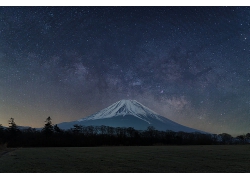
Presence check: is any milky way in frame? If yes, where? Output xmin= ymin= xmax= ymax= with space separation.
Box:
xmin=0 ymin=6 xmax=250 ymax=135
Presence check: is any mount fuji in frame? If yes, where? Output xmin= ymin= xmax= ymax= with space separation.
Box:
xmin=57 ymin=99 xmax=205 ymax=133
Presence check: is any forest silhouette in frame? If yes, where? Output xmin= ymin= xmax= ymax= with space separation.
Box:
xmin=0 ymin=117 xmax=249 ymax=147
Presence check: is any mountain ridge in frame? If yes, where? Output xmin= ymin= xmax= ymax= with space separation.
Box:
xmin=57 ymin=99 xmax=207 ymax=133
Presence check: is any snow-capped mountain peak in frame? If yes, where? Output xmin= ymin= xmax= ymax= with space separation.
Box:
xmin=57 ymin=99 xmax=206 ymax=133
xmin=78 ymin=99 xmax=163 ymax=123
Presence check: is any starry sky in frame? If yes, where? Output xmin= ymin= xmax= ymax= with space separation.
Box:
xmin=0 ymin=6 xmax=250 ymax=135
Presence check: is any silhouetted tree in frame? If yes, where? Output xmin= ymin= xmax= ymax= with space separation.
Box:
xmin=146 ymin=126 xmax=156 ymax=139
xmin=218 ymin=133 xmax=233 ymax=144
xmin=0 ymin=124 xmax=4 ymax=142
xmin=0 ymin=124 xmax=3 ymax=132
xmin=42 ymin=116 xmax=54 ymax=136
xmin=236 ymin=135 xmax=247 ymax=144
xmin=8 ymin=117 xmax=19 ymax=136
xmin=72 ymin=124 xmax=82 ymax=134
xmin=85 ymin=126 xmax=96 ymax=136
xmin=54 ymin=124 xmax=62 ymax=133
xmin=126 ymin=127 xmax=136 ymax=138
xmin=245 ymin=133 xmax=250 ymax=144
xmin=5 ymin=118 xmax=21 ymax=147
xmin=107 ymin=126 xmax=115 ymax=136
xmin=99 ymin=125 xmax=107 ymax=135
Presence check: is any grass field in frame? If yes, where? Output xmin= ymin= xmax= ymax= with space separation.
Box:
xmin=1 ymin=145 xmax=250 ymax=173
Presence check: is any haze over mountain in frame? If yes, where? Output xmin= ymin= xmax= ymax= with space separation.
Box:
xmin=57 ymin=100 xmax=206 ymax=133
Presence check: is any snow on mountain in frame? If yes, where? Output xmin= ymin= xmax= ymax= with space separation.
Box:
xmin=57 ymin=99 xmax=207 ymax=133
xmin=78 ymin=99 xmax=163 ymax=124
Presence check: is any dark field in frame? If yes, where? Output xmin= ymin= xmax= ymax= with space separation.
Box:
xmin=1 ymin=145 xmax=250 ymax=173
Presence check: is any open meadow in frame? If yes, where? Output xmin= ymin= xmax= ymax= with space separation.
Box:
xmin=1 ymin=145 xmax=250 ymax=173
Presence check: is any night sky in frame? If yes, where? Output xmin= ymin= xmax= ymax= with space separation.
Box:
xmin=0 ymin=6 xmax=250 ymax=135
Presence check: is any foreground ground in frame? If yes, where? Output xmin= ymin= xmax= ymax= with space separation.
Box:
xmin=0 ymin=145 xmax=250 ymax=173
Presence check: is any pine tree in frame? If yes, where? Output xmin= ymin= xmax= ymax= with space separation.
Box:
xmin=0 ymin=124 xmax=3 ymax=131
xmin=0 ymin=124 xmax=4 ymax=137
xmin=8 ymin=117 xmax=19 ymax=136
xmin=42 ymin=116 xmax=54 ymax=136
xmin=54 ymin=124 xmax=62 ymax=133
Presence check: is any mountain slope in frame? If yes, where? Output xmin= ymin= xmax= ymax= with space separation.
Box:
xmin=57 ymin=99 xmax=206 ymax=133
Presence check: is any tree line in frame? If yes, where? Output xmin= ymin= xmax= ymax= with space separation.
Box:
xmin=0 ymin=117 xmax=249 ymax=147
